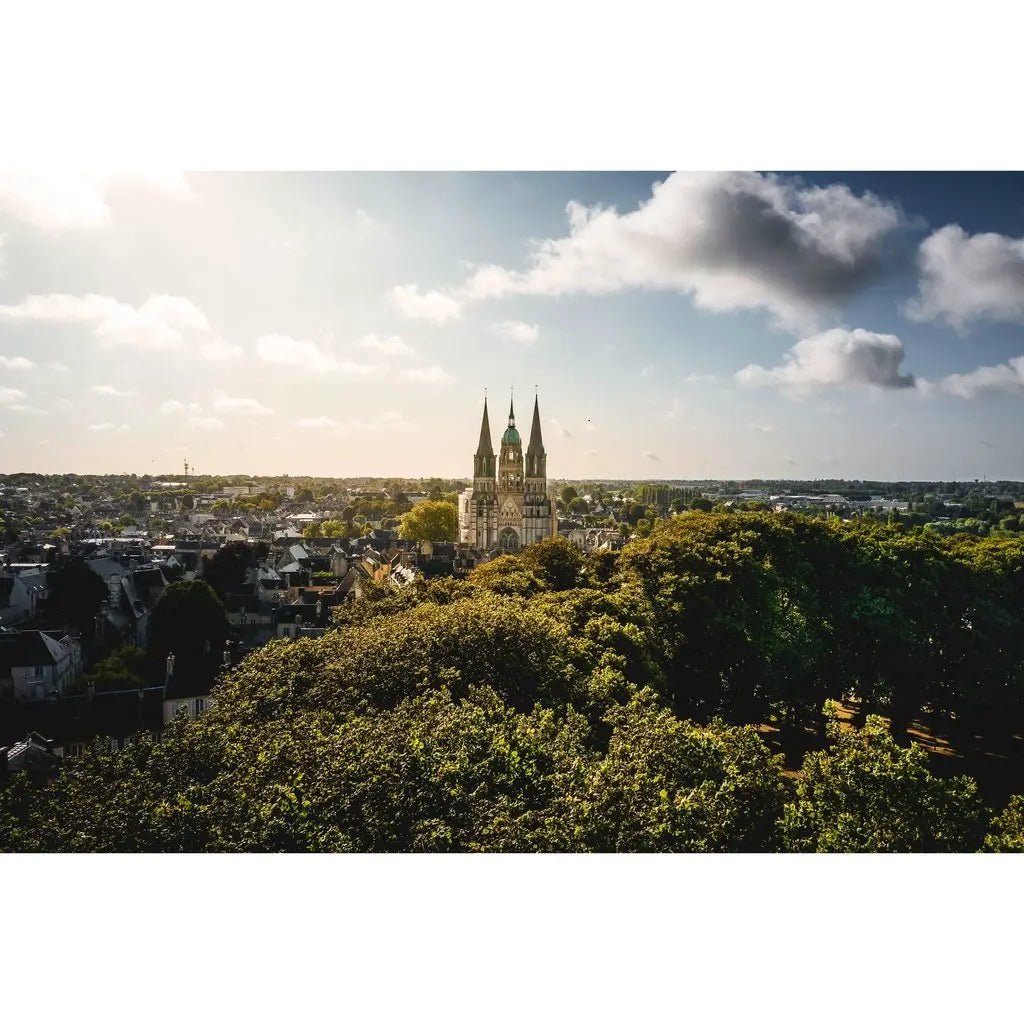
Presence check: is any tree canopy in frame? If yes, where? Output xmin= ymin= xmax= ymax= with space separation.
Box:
xmin=3 ymin=511 xmax=1023 ymax=852
xmin=398 ymin=500 xmax=458 ymax=542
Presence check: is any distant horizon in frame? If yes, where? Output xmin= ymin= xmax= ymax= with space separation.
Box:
xmin=3 ymin=470 xmax=1023 ymax=487
xmin=3 ymin=172 xmax=1024 ymax=477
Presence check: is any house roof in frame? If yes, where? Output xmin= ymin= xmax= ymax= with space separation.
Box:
xmin=0 ymin=629 xmax=67 ymax=671
xmin=0 ymin=691 xmax=165 ymax=746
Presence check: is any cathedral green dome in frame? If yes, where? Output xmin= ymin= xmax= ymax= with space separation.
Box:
xmin=502 ymin=424 xmax=521 ymax=445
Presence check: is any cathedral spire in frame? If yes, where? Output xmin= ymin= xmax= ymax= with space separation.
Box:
xmin=527 ymin=394 xmax=544 ymax=455
xmin=508 ymin=391 xmax=516 ymax=426
xmin=476 ymin=396 xmax=494 ymax=458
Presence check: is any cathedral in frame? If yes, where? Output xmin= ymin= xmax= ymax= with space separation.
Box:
xmin=459 ymin=394 xmax=558 ymax=552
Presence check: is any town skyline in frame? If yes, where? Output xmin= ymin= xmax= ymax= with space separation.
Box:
xmin=2 ymin=172 xmax=1024 ymax=479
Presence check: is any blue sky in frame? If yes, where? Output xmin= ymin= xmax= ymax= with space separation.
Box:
xmin=1 ymin=170 xmax=1023 ymax=479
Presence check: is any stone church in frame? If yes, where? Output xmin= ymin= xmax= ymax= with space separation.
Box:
xmin=459 ymin=394 xmax=558 ymax=552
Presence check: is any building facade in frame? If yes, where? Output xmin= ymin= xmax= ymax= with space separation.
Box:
xmin=459 ymin=395 xmax=558 ymax=552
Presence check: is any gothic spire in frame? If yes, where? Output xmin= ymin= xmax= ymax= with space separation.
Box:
xmin=527 ymin=394 xmax=544 ymax=454
xmin=476 ymin=396 xmax=494 ymax=457
xmin=508 ymin=392 xmax=516 ymax=426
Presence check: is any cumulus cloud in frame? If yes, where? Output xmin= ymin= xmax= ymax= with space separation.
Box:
xmin=91 ymin=384 xmax=137 ymax=397
xmin=939 ymin=355 xmax=1024 ymax=398
xmin=10 ymin=404 xmax=48 ymax=415
xmin=198 ymin=337 xmax=244 ymax=361
xmin=410 ymin=172 xmax=904 ymax=331
xmin=390 ymin=284 xmax=463 ymax=323
xmin=0 ymin=355 xmax=34 ymax=370
xmin=0 ymin=171 xmax=192 ymax=233
xmin=356 ymin=333 xmax=414 ymax=356
xmin=0 ymin=387 xmax=27 ymax=404
xmin=0 ymin=293 xmax=211 ymax=351
xmin=212 ymin=393 xmax=273 ymax=416
xmin=905 ymin=225 xmax=1024 ymax=328
xmin=256 ymin=333 xmax=383 ymax=376
xmin=402 ymin=365 xmax=453 ymax=384
xmin=88 ymin=422 xmax=129 ymax=433
xmin=159 ymin=400 xmax=202 ymax=415
xmin=490 ymin=320 xmax=539 ymax=345
xmin=736 ymin=328 xmax=915 ymax=393
xmin=297 ymin=411 xmax=414 ymax=433
xmin=297 ymin=416 xmax=339 ymax=428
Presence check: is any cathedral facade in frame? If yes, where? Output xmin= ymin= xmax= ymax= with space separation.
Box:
xmin=459 ymin=395 xmax=558 ymax=552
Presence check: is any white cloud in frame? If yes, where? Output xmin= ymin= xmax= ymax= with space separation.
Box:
xmin=0 ymin=387 xmax=27 ymax=404
xmin=198 ymin=337 xmax=244 ymax=361
xmin=355 ymin=208 xmax=380 ymax=231
xmin=684 ymin=372 xmax=716 ymax=384
xmin=436 ymin=172 xmax=904 ymax=331
xmin=939 ymin=355 xmax=1024 ymax=398
xmin=297 ymin=416 xmax=339 ymax=428
xmin=213 ymin=393 xmax=273 ymax=416
xmin=0 ymin=171 xmax=192 ymax=233
xmin=10 ymin=405 xmax=48 ymax=415
xmin=490 ymin=320 xmax=539 ymax=345
xmin=402 ymin=365 xmax=453 ymax=384
xmin=390 ymin=284 xmax=463 ymax=323
xmin=186 ymin=417 xmax=224 ymax=431
xmin=0 ymin=355 xmax=34 ymax=370
xmin=736 ymin=328 xmax=915 ymax=393
xmin=356 ymin=333 xmax=414 ymax=356
xmin=749 ymin=422 xmax=776 ymax=433
xmin=664 ymin=397 xmax=683 ymax=421
xmin=46 ymin=360 xmax=69 ymax=371
xmin=550 ymin=417 xmax=572 ymax=439
xmin=298 ymin=411 xmax=414 ymax=433
xmin=88 ymin=422 xmax=129 ymax=433
xmin=256 ymin=333 xmax=383 ymax=376
xmin=158 ymin=400 xmax=201 ymax=416
xmin=91 ymin=384 xmax=137 ymax=397
xmin=0 ymin=293 xmax=210 ymax=351
xmin=905 ymin=224 xmax=1024 ymax=328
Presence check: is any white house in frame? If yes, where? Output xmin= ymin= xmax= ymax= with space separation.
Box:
xmin=0 ymin=630 xmax=84 ymax=702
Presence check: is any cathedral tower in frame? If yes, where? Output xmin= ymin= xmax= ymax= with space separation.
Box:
xmin=498 ymin=397 xmax=524 ymax=492
xmin=525 ymin=394 xmax=546 ymax=491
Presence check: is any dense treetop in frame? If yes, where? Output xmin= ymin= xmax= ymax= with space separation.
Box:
xmin=3 ymin=514 xmax=1022 ymax=852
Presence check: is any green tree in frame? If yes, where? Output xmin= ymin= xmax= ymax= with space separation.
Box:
xmin=548 ymin=693 xmax=786 ymax=852
xmin=983 ymin=795 xmax=1024 ymax=852
xmin=780 ymin=703 xmax=985 ymax=852
xmin=201 ymin=541 xmax=252 ymax=601
xmin=520 ymin=536 xmax=584 ymax=591
xmin=398 ymin=500 xmax=458 ymax=542
xmin=48 ymin=558 xmax=109 ymax=635
xmin=147 ymin=580 xmax=228 ymax=683
xmin=559 ymin=485 xmax=578 ymax=505
xmin=79 ymin=645 xmax=148 ymax=694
